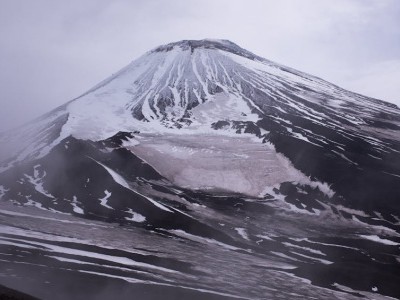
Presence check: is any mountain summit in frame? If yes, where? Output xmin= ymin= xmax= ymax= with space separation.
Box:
xmin=151 ymin=38 xmax=261 ymax=58
xmin=1 ymin=40 xmax=400 ymax=299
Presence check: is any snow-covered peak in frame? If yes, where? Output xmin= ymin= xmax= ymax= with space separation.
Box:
xmin=150 ymin=39 xmax=258 ymax=59
xmin=1 ymin=39 xmax=400 ymax=165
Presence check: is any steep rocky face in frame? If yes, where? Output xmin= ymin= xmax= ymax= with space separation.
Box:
xmin=0 ymin=39 xmax=400 ymax=299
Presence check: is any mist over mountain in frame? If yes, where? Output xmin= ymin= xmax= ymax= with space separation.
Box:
xmin=0 ymin=39 xmax=399 ymax=300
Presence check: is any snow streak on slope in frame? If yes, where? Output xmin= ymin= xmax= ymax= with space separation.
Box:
xmin=90 ymin=157 xmax=173 ymax=212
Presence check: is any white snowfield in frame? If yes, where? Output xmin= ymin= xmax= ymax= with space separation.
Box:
xmin=128 ymin=132 xmax=333 ymax=197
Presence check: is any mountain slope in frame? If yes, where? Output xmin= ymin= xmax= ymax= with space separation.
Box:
xmin=0 ymin=39 xmax=400 ymax=299
xmin=1 ymin=39 xmax=400 ymax=215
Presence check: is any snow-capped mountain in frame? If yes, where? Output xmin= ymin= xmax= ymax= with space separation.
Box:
xmin=0 ymin=39 xmax=400 ymax=300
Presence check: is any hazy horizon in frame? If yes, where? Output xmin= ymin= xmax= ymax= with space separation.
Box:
xmin=1 ymin=0 xmax=399 ymax=131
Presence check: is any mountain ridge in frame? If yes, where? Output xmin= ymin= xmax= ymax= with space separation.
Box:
xmin=0 ymin=39 xmax=400 ymax=300
xmin=1 ymin=39 xmax=400 ymax=211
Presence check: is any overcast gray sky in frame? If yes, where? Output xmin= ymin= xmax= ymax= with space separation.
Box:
xmin=0 ymin=0 xmax=399 ymax=131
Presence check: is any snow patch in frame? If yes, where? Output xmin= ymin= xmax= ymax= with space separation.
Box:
xmin=89 ymin=157 xmax=172 ymax=213
xmin=124 ymin=208 xmax=146 ymax=223
xmin=271 ymin=143 xmax=335 ymax=198
xmin=234 ymin=227 xmax=249 ymax=240
xmin=24 ymin=195 xmax=47 ymax=211
xmin=336 ymin=205 xmax=370 ymax=217
xmin=70 ymin=196 xmax=84 ymax=214
xmin=0 ymin=185 xmax=9 ymax=200
xmin=256 ymin=234 xmax=274 ymax=241
xmin=24 ymin=165 xmax=55 ymax=199
xmin=282 ymin=242 xmax=326 ymax=256
xmin=99 ymin=190 xmax=113 ymax=210
xmin=290 ymin=251 xmax=333 ymax=264
xmin=2 ymin=237 xmax=179 ymax=274
xmin=169 ymin=229 xmax=240 ymax=251
xmin=358 ymin=235 xmax=400 ymax=246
